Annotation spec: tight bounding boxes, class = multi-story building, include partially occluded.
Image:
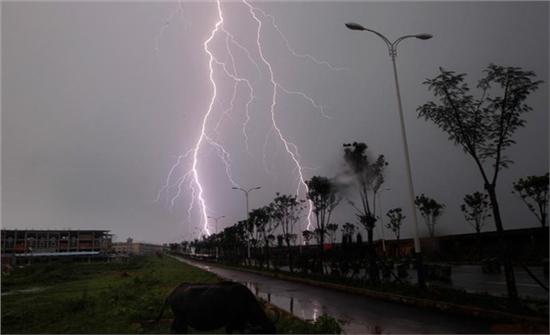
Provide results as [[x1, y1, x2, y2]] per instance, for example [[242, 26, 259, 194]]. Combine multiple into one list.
[[112, 238, 163, 256], [1, 229, 112, 264]]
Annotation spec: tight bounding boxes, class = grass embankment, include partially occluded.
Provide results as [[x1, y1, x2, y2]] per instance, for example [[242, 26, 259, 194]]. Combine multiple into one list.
[[1, 256, 340, 334]]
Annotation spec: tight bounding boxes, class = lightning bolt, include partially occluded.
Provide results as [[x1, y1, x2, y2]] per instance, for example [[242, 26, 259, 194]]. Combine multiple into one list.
[[157, 0, 345, 236], [189, 0, 225, 236], [242, 0, 315, 229]]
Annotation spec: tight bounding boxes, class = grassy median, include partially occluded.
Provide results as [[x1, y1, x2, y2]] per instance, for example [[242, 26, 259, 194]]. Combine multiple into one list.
[[1, 255, 341, 334]]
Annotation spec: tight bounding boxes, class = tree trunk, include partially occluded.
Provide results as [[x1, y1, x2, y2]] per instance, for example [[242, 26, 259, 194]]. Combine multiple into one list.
[[366, 228, 379, 282], [396, 236, 400, 257], [476, 230, 483, 261], [319, 230, 325, 275], [486, 184, 518, 300], [286, 239, 293, 273], [264, 239, 270, 270]]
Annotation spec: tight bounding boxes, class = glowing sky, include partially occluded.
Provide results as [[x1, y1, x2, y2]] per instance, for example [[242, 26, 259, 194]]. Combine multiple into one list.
[[3, 1, 548, 243]]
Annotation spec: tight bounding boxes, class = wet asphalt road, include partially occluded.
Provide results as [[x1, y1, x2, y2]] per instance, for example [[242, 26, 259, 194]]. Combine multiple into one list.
[[173, 256, 493, 334]]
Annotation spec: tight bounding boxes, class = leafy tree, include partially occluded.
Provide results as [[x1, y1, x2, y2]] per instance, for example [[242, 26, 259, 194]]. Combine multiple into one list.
[[313, 228, 325, 245], [286, 233, 298, 246], [512, 173, 549, 228], [343, 142, 387, 282], [415, 194, 444, 238], [341, 222, 356, 244], [276, 234, 284, 248], [461, 192, 491, 234], [249, 206, 275, 269], [418, 64, 541, 299], [302, 230, 314, 246], [269, 193, 304, 273], [461, 191, 491, 259], [326, 223, 339, 244], [306, 176, 341, 274], [386, 208, 405, 256], [343, 142, 388, 244]]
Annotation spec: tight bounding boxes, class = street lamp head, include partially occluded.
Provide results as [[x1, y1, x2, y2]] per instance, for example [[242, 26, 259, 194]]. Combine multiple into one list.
[[345, 22, 366, 31], [415, 33, 433, 40], [231, 187, 239, 190]]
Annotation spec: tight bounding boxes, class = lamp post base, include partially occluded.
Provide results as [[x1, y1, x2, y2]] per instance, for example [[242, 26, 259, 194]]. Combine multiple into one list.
[[415, 251, 426, 288]]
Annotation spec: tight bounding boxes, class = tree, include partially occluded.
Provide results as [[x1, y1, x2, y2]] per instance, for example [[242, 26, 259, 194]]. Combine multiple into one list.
[[343, 142, 387, 282], [326, 223, 339, 244], [461, 192, 491, 234], [386, 208, 405, 256], [269, 193, 304, 273], [341, 222, 356, 244], [418, 64, 541, 299], [461, 191, 491, 259], [302, 230, 314, 246], [512, 173, 549, 228], [249, 206, 275, 269], [415, 194, 444, 238], [313, 228, 325, 245], [343, 142, 388, 244], [306, 176, 341, 274]]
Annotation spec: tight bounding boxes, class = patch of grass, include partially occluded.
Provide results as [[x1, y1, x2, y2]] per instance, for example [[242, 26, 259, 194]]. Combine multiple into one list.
[[276, 314, 343, 334], [1, 255, 328, 334]]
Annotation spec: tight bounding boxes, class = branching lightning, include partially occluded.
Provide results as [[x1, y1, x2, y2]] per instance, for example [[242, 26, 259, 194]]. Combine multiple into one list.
[[156, 0, 345, 237]]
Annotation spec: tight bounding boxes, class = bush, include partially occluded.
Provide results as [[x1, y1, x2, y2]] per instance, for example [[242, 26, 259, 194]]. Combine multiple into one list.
[[311, 314, 343, 334]]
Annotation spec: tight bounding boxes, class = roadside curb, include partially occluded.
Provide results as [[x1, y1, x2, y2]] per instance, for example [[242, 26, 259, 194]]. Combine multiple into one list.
[[189, 258, 548, 327]]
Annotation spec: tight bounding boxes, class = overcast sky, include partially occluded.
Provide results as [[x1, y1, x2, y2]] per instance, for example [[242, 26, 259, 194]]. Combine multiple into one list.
[[3, 1, 548, 244]]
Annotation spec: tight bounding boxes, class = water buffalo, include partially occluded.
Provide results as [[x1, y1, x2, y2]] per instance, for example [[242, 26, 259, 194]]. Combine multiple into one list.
[[155, 281, 277, 334]]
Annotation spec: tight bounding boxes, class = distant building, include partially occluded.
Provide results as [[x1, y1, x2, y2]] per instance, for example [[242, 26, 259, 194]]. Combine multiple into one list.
[[1, 229, 112, 265], [112, 238, 163, 256]]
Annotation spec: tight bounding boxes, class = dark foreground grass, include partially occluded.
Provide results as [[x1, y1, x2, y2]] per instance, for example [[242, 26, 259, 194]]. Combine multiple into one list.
[[1, 256, 340, 334]]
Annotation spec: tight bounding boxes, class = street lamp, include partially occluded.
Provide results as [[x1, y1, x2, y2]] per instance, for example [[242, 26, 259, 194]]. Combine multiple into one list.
[[345, 22, 431, 288], [207, 215, 224, 259], [232, 186, 261, 260], [207, 215, 225, 234]]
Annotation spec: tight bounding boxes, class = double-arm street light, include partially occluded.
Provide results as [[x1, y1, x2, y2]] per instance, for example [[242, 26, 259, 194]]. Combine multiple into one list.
[[232, 186, 262, 259], [207, 215, 225, 234], [345, 22, 432, 288]]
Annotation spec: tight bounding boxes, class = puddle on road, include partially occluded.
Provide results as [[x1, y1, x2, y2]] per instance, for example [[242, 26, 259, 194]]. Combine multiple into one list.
[[181, 258, 395, 333], [243, 281, 374, 334]]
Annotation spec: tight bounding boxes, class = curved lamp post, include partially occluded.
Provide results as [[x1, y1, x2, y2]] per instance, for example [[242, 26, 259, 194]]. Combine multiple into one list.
[[232, 186, 261, 260], [345, 22, 432, 288]]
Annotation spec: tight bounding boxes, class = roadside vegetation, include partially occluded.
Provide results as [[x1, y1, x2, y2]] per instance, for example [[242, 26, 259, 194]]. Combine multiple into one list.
[[175, 63, 548, 327], [1, 256, 342, 334]]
